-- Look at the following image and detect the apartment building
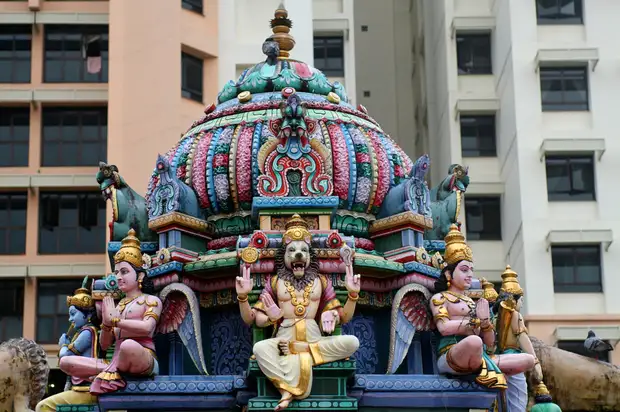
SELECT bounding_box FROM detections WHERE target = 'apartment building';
[414,0,620,363]
[0,0,218,393]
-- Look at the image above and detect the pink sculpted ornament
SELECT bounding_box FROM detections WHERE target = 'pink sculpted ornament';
[59,229,162,394]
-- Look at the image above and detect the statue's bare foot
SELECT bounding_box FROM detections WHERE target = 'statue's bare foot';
[278,340,290,356]
[275,391,293,411]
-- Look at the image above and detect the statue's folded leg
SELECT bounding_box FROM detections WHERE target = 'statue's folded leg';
[254,338,313,400]
[36,390,97,412]
[311,335,359,365]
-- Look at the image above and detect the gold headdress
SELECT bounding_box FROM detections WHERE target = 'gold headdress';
[500,265,524,295]
[480,277,499,303]
[443,224,473,265]
[283,214,312,244]
[114,229,144,268]
[66,276,94,310]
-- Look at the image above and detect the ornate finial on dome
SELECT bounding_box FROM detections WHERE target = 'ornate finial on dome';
[443,224,473,266]
[270,3,295,58]
[283,214,312,244]
[500,265,524,295]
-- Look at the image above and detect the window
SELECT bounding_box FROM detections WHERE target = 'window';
[536,0,583,24]
[0,280,24,342]
[465,197,501,241]
[460,115,496,157]
[0,107,29,167]
[313,36,344,77]
[181,52,203,102]
[546,155,595,201]
[540,67,588,111]
[36,280,77,344]
[456,34,492,75]
[41,107,107,166]
[38,191,106,254]
[558,340,607,361]
[552,245,602,293]
[0,25,31,83]
[44,25,108,83]
[0,192,27,255]
[182,0,203,14]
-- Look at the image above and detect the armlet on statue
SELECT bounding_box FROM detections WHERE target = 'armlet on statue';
[67,343,80,355]
[432,296,450,324]
[143,307,160,322]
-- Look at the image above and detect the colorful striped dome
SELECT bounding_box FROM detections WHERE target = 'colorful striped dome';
[145,5,414,219]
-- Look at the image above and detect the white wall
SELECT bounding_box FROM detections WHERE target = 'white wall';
[419,0,620,317]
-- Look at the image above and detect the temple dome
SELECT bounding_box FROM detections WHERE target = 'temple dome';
[145,5,414,219]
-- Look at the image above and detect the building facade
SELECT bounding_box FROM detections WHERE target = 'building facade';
[0,0,218,393]
[414,0,620,363]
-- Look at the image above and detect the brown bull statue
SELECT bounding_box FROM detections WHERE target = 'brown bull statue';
[529,337,620,411]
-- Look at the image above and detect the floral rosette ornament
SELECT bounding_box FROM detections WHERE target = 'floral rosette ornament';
[104,274,119,291]
[327,231,343,249]
[250,231,269,249]
[431,251,447,269]
[142,253,152,270]
[415,247,431,265]
[154,248,171,266]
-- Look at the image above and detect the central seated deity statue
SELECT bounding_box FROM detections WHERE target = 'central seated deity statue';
[236,214,360,411]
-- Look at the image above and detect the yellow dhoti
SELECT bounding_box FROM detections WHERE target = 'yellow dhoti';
[36,388,97,412]
[253,318,359,400]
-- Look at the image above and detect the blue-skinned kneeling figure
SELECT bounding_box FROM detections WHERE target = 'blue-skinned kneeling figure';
[36,277,101,412]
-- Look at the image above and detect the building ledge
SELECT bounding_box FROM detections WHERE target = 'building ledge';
[0,88,108,103]
[0,174,99,188]
[555,325,620,342]
[454,98,499,119]
[0,11,108,25]
[450,16,496,38]
[539,138,605,161]
[546,229,613,251]
[0,263,106,278]
[467,181,504,195]
[313,18,349,39]
[535,47,599,72]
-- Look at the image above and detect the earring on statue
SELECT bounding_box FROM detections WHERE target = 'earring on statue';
[446,276,451,288]
[139,279,143,290]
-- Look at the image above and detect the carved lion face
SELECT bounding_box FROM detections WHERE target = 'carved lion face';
[284,240,311,278]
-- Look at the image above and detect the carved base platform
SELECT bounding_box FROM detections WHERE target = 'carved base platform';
[247,359,357,412]
[248,396,357,411]
[56,405,98,412]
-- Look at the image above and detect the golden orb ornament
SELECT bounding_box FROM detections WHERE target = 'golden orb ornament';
[241,247,260,264]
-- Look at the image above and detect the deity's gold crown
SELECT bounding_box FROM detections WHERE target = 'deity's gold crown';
[500,265,524,295]
[114,229,144,268]
[66,276,94,310]
[443,224,473,266]
[283,214,312,243]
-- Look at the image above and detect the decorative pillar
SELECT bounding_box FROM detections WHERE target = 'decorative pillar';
[168,332,184,375]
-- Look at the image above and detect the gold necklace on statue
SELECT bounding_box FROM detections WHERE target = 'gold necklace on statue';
[118,294,142,314]
[284,281,313,317]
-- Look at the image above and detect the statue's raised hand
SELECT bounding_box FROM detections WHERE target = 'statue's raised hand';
[476,298,490,326]
[236,264,253,297]
[321,309,338,334]
[345,268,361,294]
[262,293,283,322]
[58,333,68,346]
[102,296,119,327]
